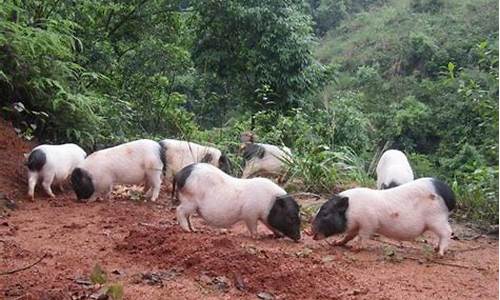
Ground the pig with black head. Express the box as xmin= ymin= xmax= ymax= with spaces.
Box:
xmin=71 ymin=139 xmax=166 ymax=202
xmin=240 ymin=142 xmax=292 ymax=179
xmin=312 ymin=178 xmax=455 ymax=256
xmin=173 ymin=163 xmax=301 ymax=241
xmin=160 ymin=138 xmax=231 ymax=177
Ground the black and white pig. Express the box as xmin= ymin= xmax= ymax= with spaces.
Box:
xmin=376 ymin=149 xmax=414 ymax=189
xmin=240 ymin=142 xmax=292 ymax=179
xmin=311 ymin=178 xmax=455 ymax=256
xmin=25 ymin=144 xmax=87 ymax=200
xmin=159 ymin=138 xmax=231 ymax=177
xmin=172 ymin=163 xmax=301 ymax=241
xmin=70 ymin=139 xmax=166 ymax=202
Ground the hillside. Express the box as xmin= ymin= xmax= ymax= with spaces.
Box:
xmin=0 ymin=120 xmax=497 ymax=299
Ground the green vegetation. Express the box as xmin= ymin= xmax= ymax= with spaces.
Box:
xmin=0 ymin=0 xmax=497 ymax=226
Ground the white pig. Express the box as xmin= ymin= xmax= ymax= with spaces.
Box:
xmin=240 ymin=142 xmax=292 ymax=178
xmin=25 ymin=143 xmax=87 ymax=200
xmin=159 ymin=139 xmax=231 ymax=177
xmin=376 ymin=149 xmax=414 ymax=189
xmin=172 ymin=163 xmax=301 ymax=241
xmin=312 ymin=178 xmax=455 ymax=256
xmin=70 ymin=139 xmax=165 ymax=202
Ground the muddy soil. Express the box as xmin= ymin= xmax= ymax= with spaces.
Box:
xmin=0 ymin=120 xmax=498 ymax=300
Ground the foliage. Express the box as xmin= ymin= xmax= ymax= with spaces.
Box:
xmin=192 ymin=0 xmax=329 ymax=114
xmin=90 ymin=264 xmax=107 ymax=284
xmin=0 ymin=0 xmax=497 ymax=226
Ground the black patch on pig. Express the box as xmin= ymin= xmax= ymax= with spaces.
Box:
xmin=26 ymin=149 xmax=46 ymax=171
xmin=267 ymin=195 xmax=301 ymax=241
xmin=70 ymin=168 xmax=94 ymax=201
xmin=312 ymin=194 xmax=349 ymax=238
xmin=242 ymin=143 xmax=265 ymax=161
xmin=158 ymin=141 xmax=167 ymax=176
xmin=218 ymin=153 xmax=231 ymax=174
xmin=431 ymin=178 xmax=456 ymax=211
xmin=172 ymin=163 xmax=196 ymax=205
xmin=381 ymin=181 xmax=399 ymax=189
xmin=201 ymin=153 xmax=213 ymax=163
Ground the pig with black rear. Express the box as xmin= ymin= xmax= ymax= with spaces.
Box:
xmin=376 ymin=149 xmax=414 ymax=189
xmin=25 ymin=144 xmax=86 ymax=200
xmin=312 ymin=178 xmax=455 ymax=256
xmin=173 ymin=163 xmax=301 ymax=241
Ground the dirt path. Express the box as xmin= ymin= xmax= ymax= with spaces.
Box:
xmin=0 ymin=120 xmax=498 ymax=300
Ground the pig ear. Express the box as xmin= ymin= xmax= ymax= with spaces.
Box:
xmin=335 ymin=196 xmax=349 ymax=212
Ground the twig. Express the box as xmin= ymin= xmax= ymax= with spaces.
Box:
xmin=290 ymin=192 xmax=321 ymax=199
xmin=138 ymin=222 xmax=167 ymax=230
xmin=0 ymin=253 xmax=47 ymax=275
xmin=403 ymin=255 xmax=487 ymax=271
xmin=450 ymin=246 xmax=484 ymax=253
xmin=372 ymin=238 xmax=422 ymax=251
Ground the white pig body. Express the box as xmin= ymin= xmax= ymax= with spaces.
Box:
xmin=312 ymin=178 xmax=455 ymax=255
xmin=376 ymin=149 xmax=414 ymax=189
xmin=71 ymin=139 xmax=165 ymax=202
xmin=160 ymin=139 xmax=230 ymax=177
xmin=26 ymin=144 xmax=87 ymax=200
xmin=173 ymin=163 xmax=301 ymax=240
xmin=241 ymin=142 xmax=292 ymax=178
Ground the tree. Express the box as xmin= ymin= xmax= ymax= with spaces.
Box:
xmin=192 ymin=0 xmax=327 ymax=115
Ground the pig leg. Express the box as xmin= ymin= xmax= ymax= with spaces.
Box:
xmin=245 ymin=219 xmax=259 ymax=239
xmin=146 ymin=172 xmax=162 ymax=202
xmin=28 ymin=171 xmax=39 ymax=200
xmin=103 ymin=185 xmax=113 ymax=200
xmin=333 ymin=230 xmax=357 ymax=246
xmin=352 ymin=229 xmax=373 ymax=251
xmin=42 ymin=173 xmax=56 ymax=198
xmin=429 ymin=220 xmax=452 ymax=257
xmin=59 ymin=182 xmax=65 ymax=192
xmin=176 ymin=203 xmax=197 ymax=232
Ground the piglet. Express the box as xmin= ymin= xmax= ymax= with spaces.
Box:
xmin=25 ymin=143 xmax=87 ymax=200
xmin=376 ymin=149 xmax=414 ymax=189
xmin=240 ymin=142 xmax=292 ymax=179
xmin=70 ymin=139 xmax=166 ymax=202
xmin=312 ymin=178 xmax=455 ymax=256
xmin=173 ymin=163 xmax=301 ymax=241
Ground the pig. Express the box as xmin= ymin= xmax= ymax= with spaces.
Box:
xmin=240 ymin=142 xmax=292 ymax=179
xmin=172 ymin=163 xmax=301 ymax=241
xmin=159 ymin=138 xmax=231 ymax=177
xmin=25 ymin=143 xmax=87 ymax=200
xmin=376 ymin=149 xmax=414 ymax=189
xmin=311 ymin=178 xmax=455 ymax=256
xmin=70 ymin=139 xmax=166 ymax=202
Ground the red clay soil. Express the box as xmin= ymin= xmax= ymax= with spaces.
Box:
xmin=0 ymin=119 xmax=498 ymax=300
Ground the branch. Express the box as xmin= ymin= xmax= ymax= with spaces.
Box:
xmin=0 ymin=253 xmax=48 ymax=276
xmin=290 ymin=192 xmax=322 ymax=199
xmin=107 ymin=0 xmax=150 ymax=37
xmin=403 ymin=255 xmax=487 ymax=271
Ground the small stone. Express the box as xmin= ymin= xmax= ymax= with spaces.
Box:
xmin=322 ymin=255 xmax=335 ymax=263
xmin=90 ymin=287 xmax=108 ymax=300
xmin=257 ymin=291 xmax=275 ymax=300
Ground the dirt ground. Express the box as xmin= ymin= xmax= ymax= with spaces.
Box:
xmin=0 ymin=120 xmax=498 ymax=300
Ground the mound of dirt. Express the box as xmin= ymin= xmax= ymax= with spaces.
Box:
xmin=116 ymin=226 xmax=356 ymax=299
xmin=0 ymin=119 xmax=34 ymax=205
